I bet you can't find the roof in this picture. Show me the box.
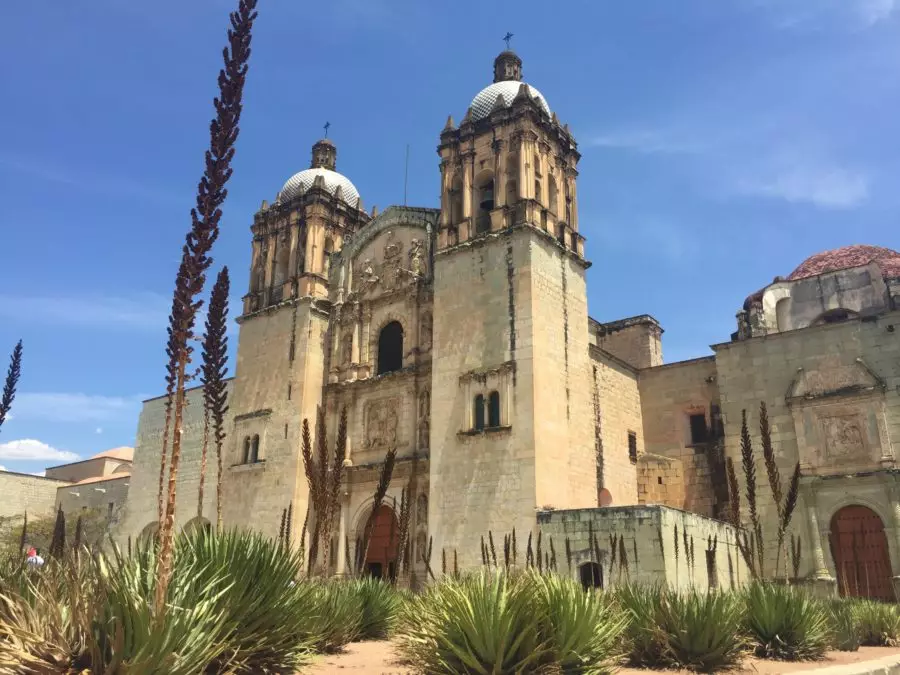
[745,244,900,309]
[68,471,131,487]
[469,81,551,122]
[90,447,133,462]
[278,167,361,208]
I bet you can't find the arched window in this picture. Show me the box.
[242,436,251,464]
[534,179,542,205]
[548,175,558,215]
[488,391,501,428]
[579,562,603,590]
[323,237,334,277]
[249,435,260,463]
[450,173,463,225]
[476,171,494,234]
[377,321,404,375]
[447,226,458,246]
[473,394,485,431]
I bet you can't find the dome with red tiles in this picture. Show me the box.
[787,245,900,281]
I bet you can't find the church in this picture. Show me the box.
[118,48,900,599]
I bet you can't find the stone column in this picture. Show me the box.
[887,479,900,598]
[287,216,300,282]
[336,496,349,575]
[804,481,836,597]
[518,143,527,199]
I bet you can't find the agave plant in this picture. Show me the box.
[311,579,364,652]
[396,569,548,674]
[528,570,626,674]
[853,599,900,646]
[346,575,404,639]
[744,581,830,660]
[615,583,668,668]
[826,597,861,652]
[656,588,747,672]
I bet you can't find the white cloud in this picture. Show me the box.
[751,0,897,30]
[738,163,869,209]
[0,465,6,472]
[11,392,142,424]
[95,427,103,435]
[0,439,79,463]
[0,292,169,331]
[30,470,46,477]
[589,129,702,155]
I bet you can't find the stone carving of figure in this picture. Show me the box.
[359,259,378,291]
[366,399,399,449]
[341,334,353,366]
[420,312,432,350]
[416,530,427,562]
[409,239,425,277]
[418,418,429,449]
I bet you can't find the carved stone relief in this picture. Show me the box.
[821,415,867,461]
[365,397,400,450]
[419,312,432,350]
[418,389,430,448]
[341,334,353,366]
[409,238,425,277]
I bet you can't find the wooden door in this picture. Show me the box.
[830,505,895,601]
[365,505,398,580]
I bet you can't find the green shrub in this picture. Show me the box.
[615,583,668,668]
[346,576,403,639]
[312,580,364,652]
[744,581,831,660]
[826,598,861,652]
[396,570,548,674]
[854,599,900,646]
[528,570,626,674]
[656,589,747,672]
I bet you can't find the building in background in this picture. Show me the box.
[117,47,900,599]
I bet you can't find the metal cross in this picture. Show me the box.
[323,121,331,138]
[503,32,514,50]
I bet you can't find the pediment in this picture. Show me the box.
[786,358,885,404]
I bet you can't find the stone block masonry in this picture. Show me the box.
[0,471,70,521]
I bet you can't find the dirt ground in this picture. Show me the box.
[304,642,900,674]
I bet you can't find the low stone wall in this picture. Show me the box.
[0,471,71,522]
[537,504,750,591]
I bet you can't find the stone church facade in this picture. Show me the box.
[119,49,900,598]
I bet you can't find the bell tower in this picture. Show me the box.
[429,48,595,567]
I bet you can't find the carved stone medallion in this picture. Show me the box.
[822,415,866,461]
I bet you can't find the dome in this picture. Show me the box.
[788,245,900,280]
[469,81,551,122]
[278,167,360,207]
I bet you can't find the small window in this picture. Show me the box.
[657,476,663,485]
[689,413,708,445]
[628,431,637,464]
[488,391,501,428]
[474,394,485,431]
[287,383,292,400]
[377,321,404,375]
[579,562,603,590]
[108,502,114,517]
[249,435,260,463]
[242,437,251,463]
[284,423,288,439]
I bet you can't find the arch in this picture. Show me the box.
[323,236,334,277]
[249,435,260,463]
[362,504,399,580]
[830,504,894,601]
[377,321,404,375]
[139,522,159,545]
[579,561,603,590]
[183,516,211,536]
[450,173,464,226]
[813,308,858,326]
[242,436,251,464]
[475,170,494,234]
[548,174,559,215]
[473,394,486,431]
[488,391,501,428]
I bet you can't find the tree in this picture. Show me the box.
[200,266,230,529]
[154,0,258,615]
[0,340,22,434]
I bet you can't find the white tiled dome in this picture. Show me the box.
[278,167,360,206]
[470,81,551,121]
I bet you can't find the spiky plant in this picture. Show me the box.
[744,581,831,660]
[200,266,230,529]
[442,548,447,576]
[18,511,27,556]
[0,340,22,434]
[155,0,258,615]
[278,507,287,548]
[355,447,396,573]
[726,456,741,527]
[488,530,497,567]
[73,515,83,559]
[394,484,412,577]
[48,508,66,559]
[791,535,802,580]
[320,406,348,573]
[740,408,763,575]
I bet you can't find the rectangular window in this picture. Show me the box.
[628,431,637,464]
[108,502,114,517]
[689,413,708,445]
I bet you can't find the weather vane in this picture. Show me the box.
[503,32,514,50]
[324,121,331,138]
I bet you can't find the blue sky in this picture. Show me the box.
[1,0,898,475]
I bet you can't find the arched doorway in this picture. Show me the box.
[830,505,895,601]
[364,504,399,580]
[579,562,603,590]
[377,322,403,375]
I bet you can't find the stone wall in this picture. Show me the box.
[590,315,663,370]
[56,475,130,520]
[713,309,900,580]
[638,357,720,516]
[590,347,641,506]
[537,505,749,592]
[0,471,70,521]
[637,453,685,508]
[117,381,233,543]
